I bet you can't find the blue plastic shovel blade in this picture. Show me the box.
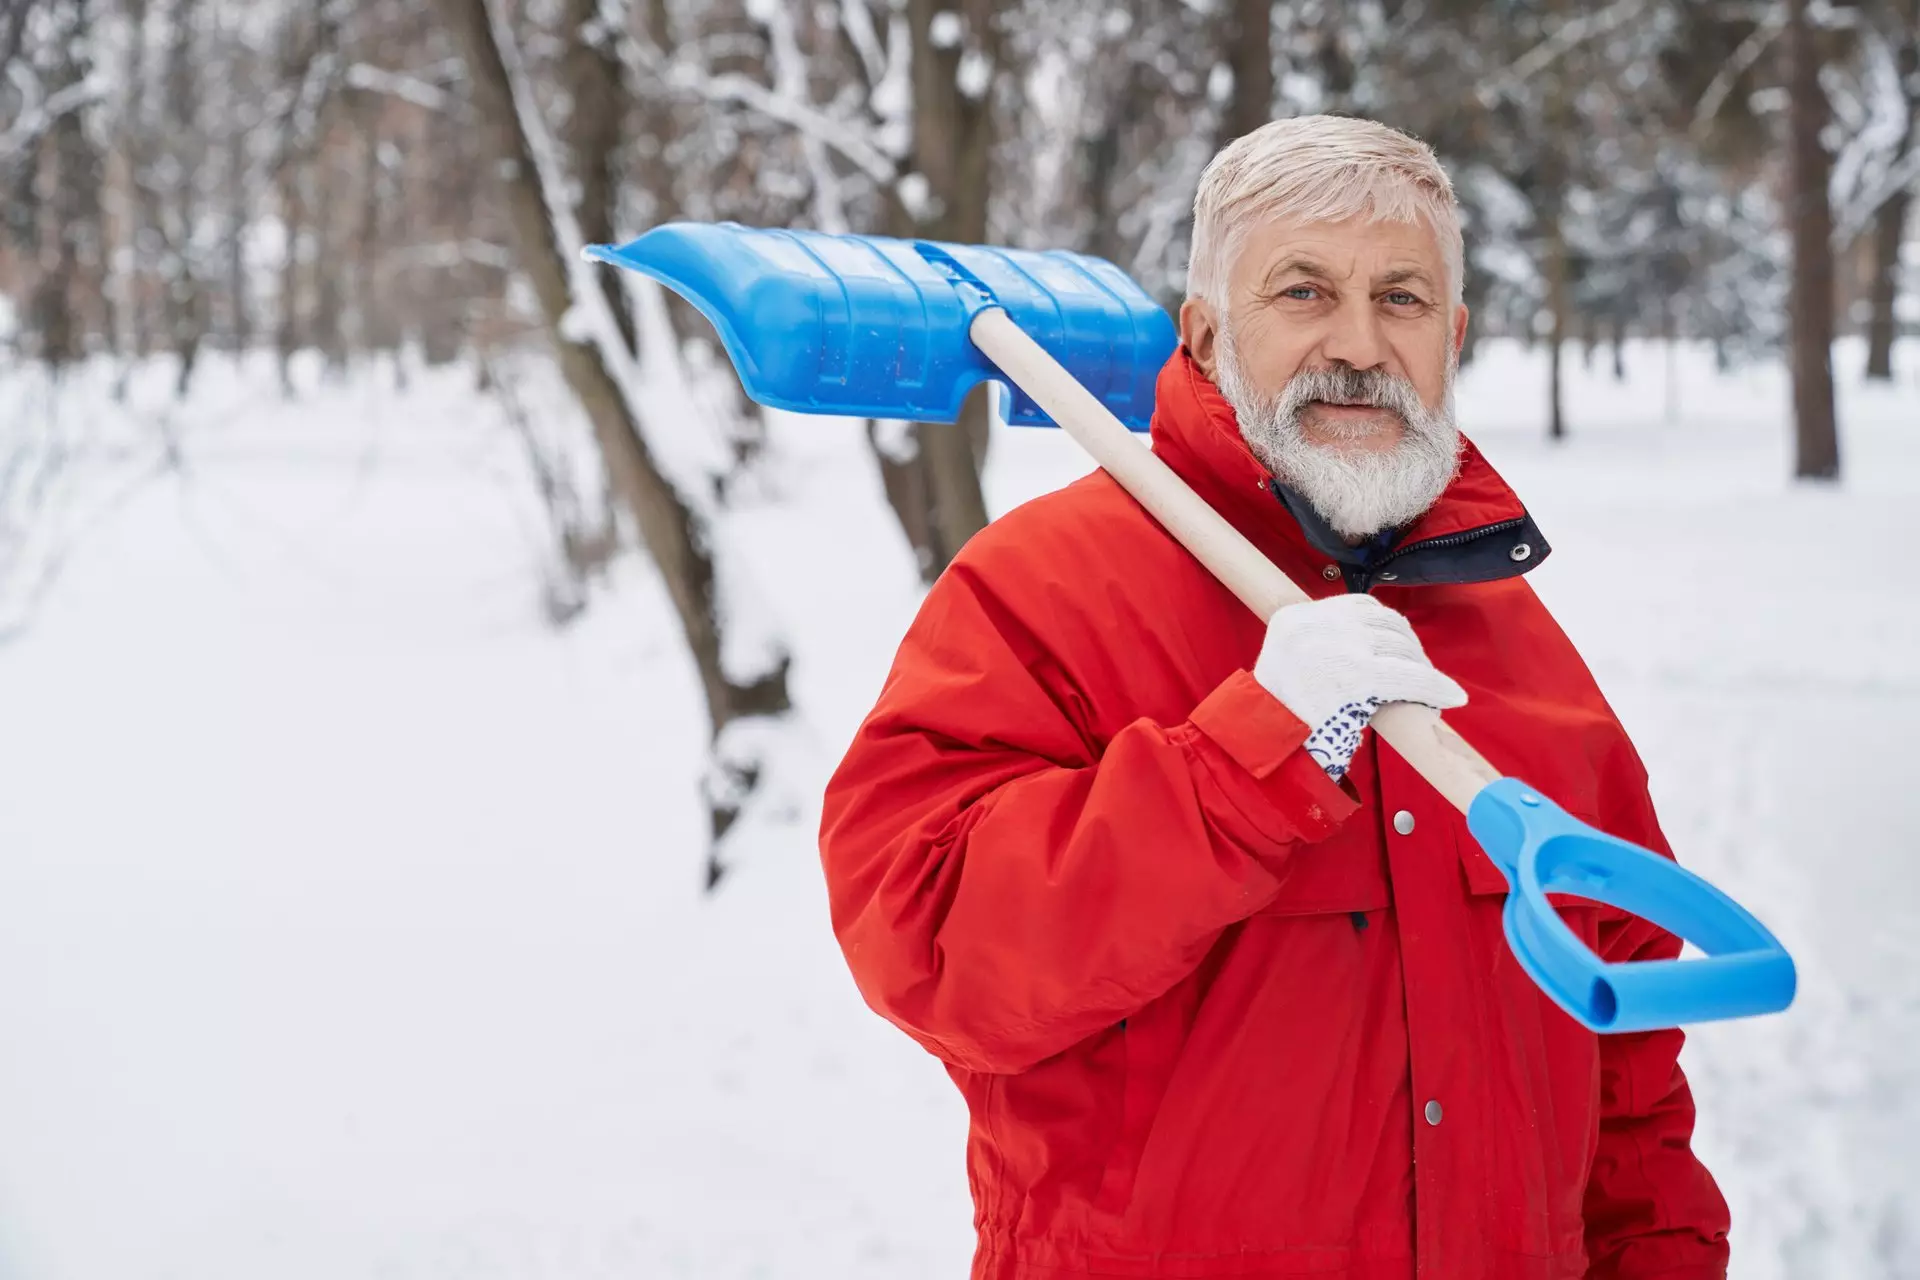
[1467,779,1797,1033]
[584,223,1177,429]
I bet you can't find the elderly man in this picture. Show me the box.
[819,116,1730,1279]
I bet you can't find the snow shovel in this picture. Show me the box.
[585,222,1797,1035]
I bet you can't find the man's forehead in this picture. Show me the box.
[1241,217,1444,277]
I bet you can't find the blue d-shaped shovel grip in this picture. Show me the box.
[1466,779,1797,1033]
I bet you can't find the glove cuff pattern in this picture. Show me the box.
[1304,697,1382,782]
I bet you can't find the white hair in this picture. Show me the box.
[1187,115,1465,312]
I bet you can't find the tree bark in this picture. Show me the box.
[871,0,996,583]
[1864,189,1910,380]
[563,0,637,355]
[1786,0,1840,479]
[1221,0,1274,145]
[1546,203,1568,441]
[352,112,394,359]
[433,0,789,884]
[31,0,106,370]
[276,166,306,394]
[1864,15,1916,381]
[225,120,252,351]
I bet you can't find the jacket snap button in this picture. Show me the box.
[1376,571,1398,582]
[1393,810,1416,835]
[1321,564,1340,581]
[1510,543,1532,562]
[1424,1099,1443,1126]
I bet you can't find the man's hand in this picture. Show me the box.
[1253,594,1468,782]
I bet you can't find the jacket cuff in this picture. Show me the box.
[1180,669,1360,854]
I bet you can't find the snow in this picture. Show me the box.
[0,337,1914,1278]
[956,49,994,101]
[929,11,963,50]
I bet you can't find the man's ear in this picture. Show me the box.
[1451,303,1470,360]
[1179,298,1221,379]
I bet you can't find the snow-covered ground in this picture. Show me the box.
[0,339,1913,1279]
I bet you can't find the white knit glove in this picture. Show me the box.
[1253,594,1468,782]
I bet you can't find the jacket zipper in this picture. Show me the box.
[1371,515,1529,570]
[1346,515,1530,593]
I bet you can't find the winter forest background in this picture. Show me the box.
[0,0,1916,1277]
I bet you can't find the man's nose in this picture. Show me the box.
[1320,296,1389,371]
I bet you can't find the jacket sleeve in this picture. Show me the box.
[818,552,1359,1076]
[1583,776,1733,1279]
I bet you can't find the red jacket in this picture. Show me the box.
[819,352,1730,1279]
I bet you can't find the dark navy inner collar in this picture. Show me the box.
[1266,478,1550,591]
[1268,481,1400,567]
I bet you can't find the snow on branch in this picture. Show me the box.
[1835,146,1920,245]
[477,0,730,511]
[262,0,354,180]
[838,0,890,90]
[617,34,901,189]
[1828,25,1920,246]
[754,0,852,231]
[1691,11,1786,140]
[0,70,106,166]
[344,62,455,112]
[1475,0,1649,109]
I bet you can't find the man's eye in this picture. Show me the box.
[1385,290,1421,306]
[1282,285,1319,300]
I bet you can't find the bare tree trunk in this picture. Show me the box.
[163,0,209,398]
[276,167,305,394]
[1662,296,1681,425]
[1546,204,1568,440]
[433,0,789,885]
[1864,189,1911,380]
[225,120,252,351]
[870,0,996,583]
[563,0,637,356]
[32,0,106,370]
[351,113,390,360]
[312,148,349,378]
[1786,0,1840,479]
[1079,61,1135,266]
[1458,225,1485,367]
[1864,19,1915,381]
[1541,19,1573,442]
[1221,0,1274,145]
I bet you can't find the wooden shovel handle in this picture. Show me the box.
[970,307,1500,814]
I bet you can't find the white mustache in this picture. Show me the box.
[1214,341,1462,539]
[1277,365,1428,425]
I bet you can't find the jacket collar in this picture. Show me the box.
[1146,349,1549,591]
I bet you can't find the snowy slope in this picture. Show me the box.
[0,341,1912,1279]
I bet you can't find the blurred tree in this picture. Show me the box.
[430,0,791,886]
[1221,0,1274,147]
[883,0,997,580]
[22,0,107,369]
[1861,0,1918,379]
[1786,0,1841,478]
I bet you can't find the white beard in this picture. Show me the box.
[1214,328,1463,541]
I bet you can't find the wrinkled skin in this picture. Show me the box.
[1179,214,1469,456]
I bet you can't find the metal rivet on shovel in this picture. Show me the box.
[583,223,1798,1037]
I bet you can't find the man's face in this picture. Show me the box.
[1179,214,1471,539]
